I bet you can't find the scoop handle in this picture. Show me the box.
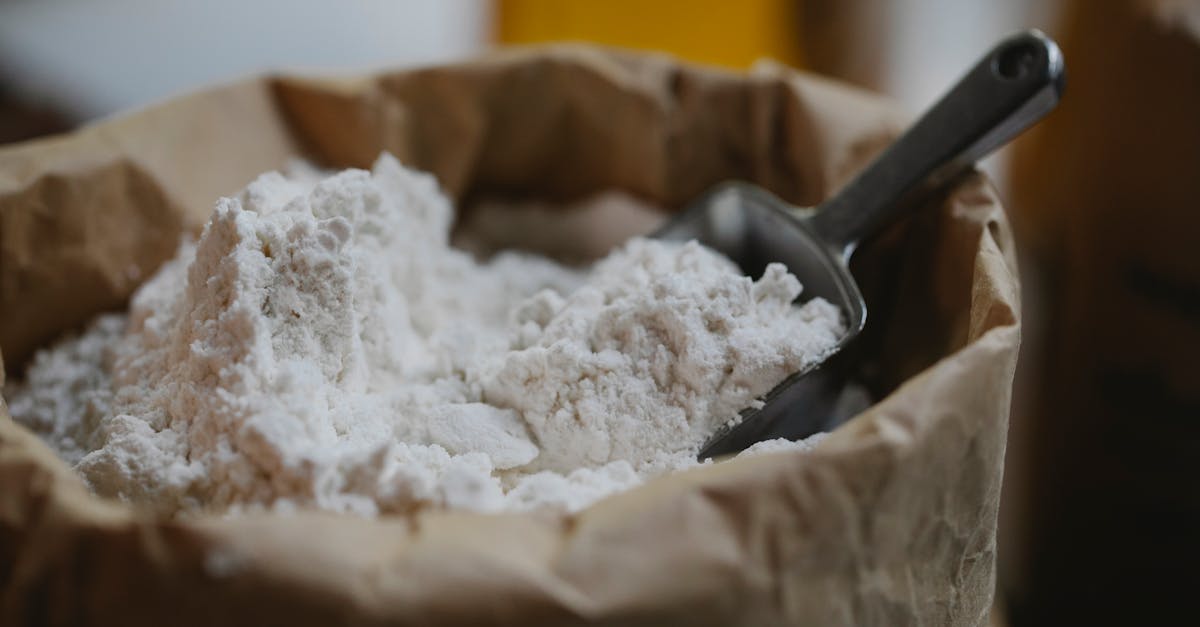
[810,30,1065,255]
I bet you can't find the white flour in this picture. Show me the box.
[6,154,845,516]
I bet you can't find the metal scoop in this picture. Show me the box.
[656,30,1065,459]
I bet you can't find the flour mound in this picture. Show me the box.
[7,154,844,516]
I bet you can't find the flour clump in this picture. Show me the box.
[7,154,844,516]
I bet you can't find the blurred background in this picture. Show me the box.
[2,0,1197,624]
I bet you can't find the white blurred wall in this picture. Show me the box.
[0,0,489,120]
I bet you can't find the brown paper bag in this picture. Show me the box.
[0,47,1019,626]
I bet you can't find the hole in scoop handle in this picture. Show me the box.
[811,30,1065,255]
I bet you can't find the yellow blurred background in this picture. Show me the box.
[496,0,804,68]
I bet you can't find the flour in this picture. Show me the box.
[6,154,845,516]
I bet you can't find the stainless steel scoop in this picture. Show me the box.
[656,30,1065,459]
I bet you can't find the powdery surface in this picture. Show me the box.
[6,154,844,516]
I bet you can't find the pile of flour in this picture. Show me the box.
[6,154,844,516]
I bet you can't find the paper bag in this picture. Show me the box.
[0,46,1019,626]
